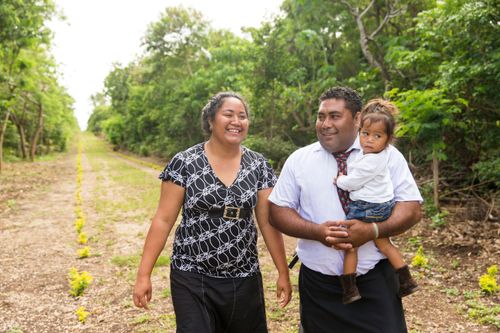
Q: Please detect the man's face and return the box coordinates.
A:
[316,98,359,153]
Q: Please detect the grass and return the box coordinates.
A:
[80,132,161,244]
[111,254,170,268]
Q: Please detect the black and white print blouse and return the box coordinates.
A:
[159,142,277,278]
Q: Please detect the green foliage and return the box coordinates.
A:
[244,135,297,169]
[77,232,88,245]
[420,182,439,217]
[85,0,497,203]
[75,306,89,323]
[77,246,91,259]
[160,288,171,298]
[466,299,500,328]
[0,0,78,163]
[442,287,460,297]
[388,88,461,161]
[430,210,449,229]
[473,157,500,188]
[102,115,125,146]
[74,218,84,233]
[68,267,93,297]
[5,328,23,333]
[411,245,429,268]
[111,254,170,268]
[479,265,499,294]
[132,313,152,325]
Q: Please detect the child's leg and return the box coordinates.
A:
[374,238,405,269]
[343,248,358,274]
[374,238,419,297]
[340,248,361,304]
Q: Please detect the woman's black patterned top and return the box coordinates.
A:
[159,142,277,278]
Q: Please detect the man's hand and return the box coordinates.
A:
[320,221,352,250]
[326,219,375,249]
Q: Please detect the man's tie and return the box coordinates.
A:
[333,150,352,214]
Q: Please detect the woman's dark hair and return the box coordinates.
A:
[201,92,249,136]
[359,98,398,140]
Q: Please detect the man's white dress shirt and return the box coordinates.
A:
[269,138,423,276]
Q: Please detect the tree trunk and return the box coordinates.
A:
[0,109,12,173]
[355,18,391,91]
[29,103,44,161]
[10,112,28,159]
[341,0,400,92]
[432,149,440,210]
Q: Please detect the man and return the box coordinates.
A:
[269,87,422,332]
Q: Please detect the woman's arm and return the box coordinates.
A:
[133,181,185,309]
[255,188,292,308]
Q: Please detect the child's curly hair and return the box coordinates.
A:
[360,99,398,140]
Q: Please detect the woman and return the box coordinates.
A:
[133,92,292,332]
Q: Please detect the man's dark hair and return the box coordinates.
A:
[319,87,362,117]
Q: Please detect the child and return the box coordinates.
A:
[335,99,419,304]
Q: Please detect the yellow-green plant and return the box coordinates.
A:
[68,267,93,297]
[77,232,88,245]
[479,265,499,294]
[77,246,91,258]
[76,306,89,323]
[75,206,84,219]
[75,190,82,205]
[74,218,85,233]
[411,245,429,268]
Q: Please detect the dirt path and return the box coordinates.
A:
[0,136,497,332]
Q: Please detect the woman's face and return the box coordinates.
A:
[209,97,249,145]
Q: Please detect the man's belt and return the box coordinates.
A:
[208,206,252,220]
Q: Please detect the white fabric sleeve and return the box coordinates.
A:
[336,154,384,192]
[387,146,423,202]
[268,153,300,210]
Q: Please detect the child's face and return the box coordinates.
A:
[359,120,390,154]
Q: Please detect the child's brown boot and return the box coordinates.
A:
[397,265,419,297]
[340,273,362,304]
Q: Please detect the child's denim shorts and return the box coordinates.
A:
[346,199,395,223]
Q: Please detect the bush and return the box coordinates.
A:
[412,245,429,268]
[244,135,297,170]
[68,267,93,297]
[479,265,499,294]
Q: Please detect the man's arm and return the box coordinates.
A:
[326,201,421,248]
[270,203,351,250]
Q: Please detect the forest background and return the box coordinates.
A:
[1,0,499,208]
[0,0,499,331]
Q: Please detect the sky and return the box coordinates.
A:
[49,0,284,130]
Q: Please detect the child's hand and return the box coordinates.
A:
[333,172,345,185]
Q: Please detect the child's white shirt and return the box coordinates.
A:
[336,148,394,203]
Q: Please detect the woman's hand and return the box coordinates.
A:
[133,275,152,310]
[276,272,292,308]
